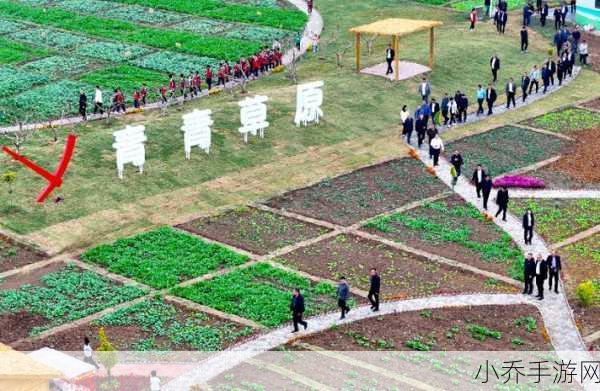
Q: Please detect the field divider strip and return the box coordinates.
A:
[492,155,562,179]
[575,104,600,114]
[247,358,336,391]
[294,342,445,391]
[550,224,600,250]
[583,330,600,344]
[254,204,342,231]
[515,124,576,141]
[260,230,340,261]
[174,260,260,288]
[352,230,522,288]
[0,256,64,280]
[164,295,266,330]
[13,294,153,347]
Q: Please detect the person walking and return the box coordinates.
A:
[429,134,444,166]
[505,78,517,108]
[472,164,487,198]
[523,253,536,295]
[540,1,548,26]
[336,277,351,319]
[451,164,459,189]
[426,126,438,149]
[547,251,562,293]
[290,288,307,332]
[418,77,431,102]
[403,114,414,145]
[83,337,99,369]
[485,83,497,115]
[133,89,141,109]
[542,63,551,93]
[482,175,493,211]
[150,370,161,391]
[430,98,440,127]
[400,105,410,125]
[521,72,531,102]
[498,10,508,34]
[458,91,468,123]
[93,86,103,115]
[385,43,395,75]
[79,89,87,120]
[522,3,533,26]
[140,84,148,105]
[553,7,562,30]
[520,26,529,52]
[485,0,491,17]
[534,254,548,300]
[529,65,540,94]
[476,84,485,116]
[579,40,588,65]
[450,151,464,177]
[205,65,213,90]
[448,96,458,126]
[495,186,509,221]
[490,54,501,82]
[441,93,450,125]
[469,8,477,31]
[368,268,380,312]
[522,209,535,245]
[416,113,427,148]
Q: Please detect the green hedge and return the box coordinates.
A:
[0,1,261,60]
[104,0,308,31]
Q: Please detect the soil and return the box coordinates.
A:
[278,233,517,300]
[178,206,330,255]
[0,234,47,273]
[289,305,551,351]
[209,362,313,390]
[581,31,600,73]
[14,298,255,351]
[526,127,600,189]
[581,96,600,111]
[0,311,49,344]
[264,158,448,226]
[361,194,520,277]
[0,261,63,290]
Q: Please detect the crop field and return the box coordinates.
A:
[0,0,306,124]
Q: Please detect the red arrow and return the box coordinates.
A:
[2,134,77,203]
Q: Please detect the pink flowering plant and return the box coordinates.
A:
[492,175,545,189]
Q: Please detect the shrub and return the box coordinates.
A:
[576,280,598,307]
[492,175,545,189]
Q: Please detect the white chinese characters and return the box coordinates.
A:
[238,95,269,143]
[294,81,324,127]
[181,109,212,159]
[112,125,147,179]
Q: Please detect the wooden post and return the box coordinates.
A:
[429,27,434,69]
[355,32,361,71]
[393,35,399,81]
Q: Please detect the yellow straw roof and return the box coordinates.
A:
[350,18,443,36]
[0,343,61,380]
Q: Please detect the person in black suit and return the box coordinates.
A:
[486,83,497,115]
[521,73,530,102]
[403,115,414,145]
[450,151,463,177]
[523,253,536,294]
[385,44,395,75]
[520,26,528,52]
[482,175,493,210]
[534,254,548,300]
[368,268,380,312]
[540,2,548,27]
[415,114,427,149]
[522,209,534,245]
[495,186,509,221]
[546,251,562,294]
[490,54,501,82]
[505,78,517,109]
[290,288,307,332]
[471,164,486,198]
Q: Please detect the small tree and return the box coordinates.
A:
[334,42,352,68]
[97,327,118,378]
[363,34,377,56]
[2,171,16,207]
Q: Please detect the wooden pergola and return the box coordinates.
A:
[349,18,443,81]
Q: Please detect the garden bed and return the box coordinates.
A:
[278,233,517,299]
[265,158,448,226]
[522,107,600,134]
[0,234,46,273]
[446,126,570,177]
[0,36,49,65]
[560,234,600,341]
[171,262,339,328]
[511,199,600,244]
[209,362,313,391]
[362,195,523,280]
[178,206,330,256]
[290,305,550,351]
[581,97,600,111]
[0,262,145,343]
[80,226,250,289]
[14,297,254,351]
[524,127,600,189]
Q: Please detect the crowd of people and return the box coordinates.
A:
[77,47,285,120]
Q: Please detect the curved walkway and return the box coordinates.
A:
[0,2,324,133]
[164,293,535,390]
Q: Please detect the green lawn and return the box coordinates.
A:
[0,0,575,238]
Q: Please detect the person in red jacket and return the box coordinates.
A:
[168,74,176,100]
[242,58,250,78]
[233,62,242,79]
[275,49,283,66]
[205,65,213,90]
[224,61,231,80]
[469,8,477,31]
[179,73,188,99]
[140,84,148,106]
[192,71,201,95]
[113,89,125,112]
[132,89,141,109]
[159,85,167,104]
[217,63,225,87]
[252,55,260,77]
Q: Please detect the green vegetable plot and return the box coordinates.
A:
[81,227,250,288]
[171,262,339,327]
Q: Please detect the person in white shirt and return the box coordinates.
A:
[418,77,431,102]
[579,40,588,65]
[429,134,444,166]
[522,209,535,245]
[528,65,539,94]
[83,337,99,369]
[400,105,410,125]
[93,86,104,115]
[150,370,161,391]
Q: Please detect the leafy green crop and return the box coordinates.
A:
[21,55,94,80]
[129,51,220,76]
[79,65,165,102]
[467,324,502,341]
[514,316,537,333]
[0,18,28,34]
[75,42,152,63]
[526,108,600,133]
[81,227,250,288]
[0,36,49,65]
[10,27,93,50]
[171,262,338,327]
[0,264,145,335]
[94,298,253,350]
[0,67,48,98]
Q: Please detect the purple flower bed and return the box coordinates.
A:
[492,175,545,189]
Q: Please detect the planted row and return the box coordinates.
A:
[0,1,261,60]
[0,66,48,98]
[0,36,49,65]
